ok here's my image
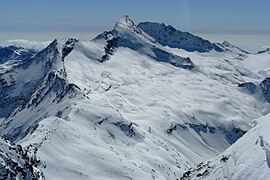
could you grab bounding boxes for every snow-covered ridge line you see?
[0,46,38,64]
[94,15,195,70]
[138,22,223,53]
[181,114,270,180]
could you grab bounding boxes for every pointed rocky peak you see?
[222,40,233,47]
[29,39,61,60]
[94,15,155,43]
[221,41,250,54]
[114,15,142,34]
[37,39,62,59]
[93,16,195,70]
[32,38,79,63]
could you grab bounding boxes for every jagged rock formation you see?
[0,136,44,179]
[138,22,223,52]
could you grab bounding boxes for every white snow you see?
[0,16,270,180]
[184,114,270,180]
[244,52,270,73]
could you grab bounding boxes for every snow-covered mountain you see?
[0,16,270,179]
[181,114,270,180]
[94,15,195,69]
[138,22,223,52]
[0,46,37,64]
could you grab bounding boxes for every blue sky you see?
[0,0,269,52]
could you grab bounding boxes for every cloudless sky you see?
[0,0,270,52]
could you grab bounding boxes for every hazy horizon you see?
[1,0,269,53]
[1,31,269,53]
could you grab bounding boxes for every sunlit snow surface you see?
[181,114,270,180]
[0,16,270,179]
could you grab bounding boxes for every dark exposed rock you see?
[138,22,223,53]
[166,123,246,145]
[62,38,78,60]
[260,77,270,103]
[0,137,44,179]
[257,48,270,54]
[99,32,119,62]
[114,122,136,137]
[220,155,229,163]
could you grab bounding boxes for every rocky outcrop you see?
[260,77,270,103]
[0,136,44,179]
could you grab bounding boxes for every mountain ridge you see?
[138,21,223,53]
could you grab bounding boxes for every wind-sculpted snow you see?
[0,15,270,180]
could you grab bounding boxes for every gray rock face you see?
[260,77,270,103]
[138,22,223,52]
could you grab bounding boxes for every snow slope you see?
[244,49,270,77]
[0,16,270,179]
[181,114,270,180]
[0,45,37,64]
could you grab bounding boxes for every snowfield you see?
[181,114,270,180]
[0,16,270,179]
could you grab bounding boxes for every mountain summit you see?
[94,16,195,69]
[114,15,142,33]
